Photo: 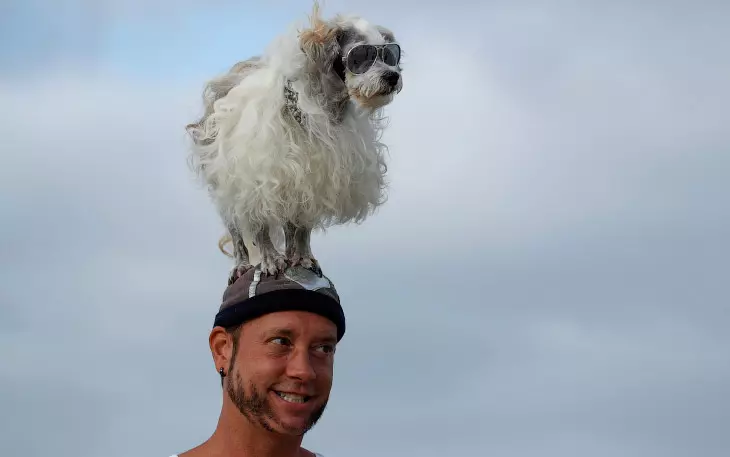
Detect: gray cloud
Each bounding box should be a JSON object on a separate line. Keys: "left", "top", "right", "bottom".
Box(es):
{"left": 1, "top": 1, "right": 729, "bottom": 457}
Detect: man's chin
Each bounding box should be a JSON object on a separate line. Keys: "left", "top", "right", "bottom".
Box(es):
{"left": 267, "top": 390, "right": 327, "bottom": 435}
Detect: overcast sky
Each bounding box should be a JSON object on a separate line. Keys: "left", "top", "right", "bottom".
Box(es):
{"left": 1, "top": 1, "right": 729, "bottom": 456}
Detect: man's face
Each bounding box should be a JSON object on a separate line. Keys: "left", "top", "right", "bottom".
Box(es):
{"left": 225, "top": 310, "right": 338, "bottom": 436}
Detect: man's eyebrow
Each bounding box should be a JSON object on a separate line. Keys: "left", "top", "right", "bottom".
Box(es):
{"left": 263, "top": 328, "right": 297, "bottom": 339}
{"left": 317, "top": 335, "right": 338, "bottom": 345}
{"left": 261, "top": 328, "right": 337, "bottom": 344}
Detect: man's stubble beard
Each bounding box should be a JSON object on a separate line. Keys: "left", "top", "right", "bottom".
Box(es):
{"left": 226, "top": 368, "right": 328, "bottom": 436}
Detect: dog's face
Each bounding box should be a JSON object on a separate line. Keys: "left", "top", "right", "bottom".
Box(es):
{"left": 336, "top": 19, "right": 403, "bottom": 110}
{"left": 299, "top": 10, "right": 403, "bottom": 111}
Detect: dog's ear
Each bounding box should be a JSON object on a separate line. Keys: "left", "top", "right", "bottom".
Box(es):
{"left": 299, "top": 2, "right": 343, "bottom": 72}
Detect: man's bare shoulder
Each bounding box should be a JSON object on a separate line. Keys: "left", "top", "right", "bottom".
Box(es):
{"left": 170, "top": 451, "right": 324, "bottom": 457}
{"left": 170, "top": 450, "right": 324, "bottom": 457}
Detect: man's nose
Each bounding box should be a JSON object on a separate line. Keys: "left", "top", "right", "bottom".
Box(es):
{"left": 286, "top": 348, "right": 317, "bottom": 381}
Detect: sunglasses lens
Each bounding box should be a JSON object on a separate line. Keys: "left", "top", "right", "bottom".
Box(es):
{"left": 383, "top": 44, "right": 400, "bottom": 66}
{"left": 347, "top": 45, "right": 378, "bottom": 74}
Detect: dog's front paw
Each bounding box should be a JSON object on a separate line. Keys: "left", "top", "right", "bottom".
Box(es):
{"left": 291, "top": 255, "right": 321, "bottom": 275}
{"left": 261, "top": 252, "right": 288, "bottom": 276}
{"left": 305, "top": 257, "right": 322, "bottom": 276}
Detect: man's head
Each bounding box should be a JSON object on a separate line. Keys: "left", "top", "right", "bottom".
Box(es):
{"left": 209, "top": 265, "right": 345, "bottom": 436}
{"left": 210, "top": 310, "right": 337, "bottom": 435}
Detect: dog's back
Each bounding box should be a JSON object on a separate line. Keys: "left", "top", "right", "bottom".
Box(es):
{"left": 186, "top": 57, "right": 264, "bottom": 146}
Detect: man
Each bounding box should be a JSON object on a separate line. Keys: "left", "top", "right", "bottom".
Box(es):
{"left": 170, "top": 264, "right": 346, "bottom": 457}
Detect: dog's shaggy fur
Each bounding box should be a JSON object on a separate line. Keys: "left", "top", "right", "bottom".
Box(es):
{"left": 186, "top": 3, "right": 403, "bottom": 280}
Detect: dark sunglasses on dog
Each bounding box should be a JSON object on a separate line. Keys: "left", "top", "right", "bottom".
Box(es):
{"left": 344, "top": 43, "right": 401, "bottom": 74}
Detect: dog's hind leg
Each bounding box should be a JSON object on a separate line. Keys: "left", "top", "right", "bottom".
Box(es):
{"left": 256, "top": 225, "right": 287, "bottom": 276}
{"left": 227, "top": 224, "right": 252, "bottom": 285}
{"left": 289, "top": 225, "right": 321, "bottom": 275}
{"left": 284, "top": 222, "right": 297, "bottom": 261}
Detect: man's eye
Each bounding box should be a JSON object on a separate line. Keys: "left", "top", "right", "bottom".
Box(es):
{"left": 316, "top": 344, "right": 335, "bottom": 354}
{"left": 271, "top": 337, "right": 291, "bottom": 346}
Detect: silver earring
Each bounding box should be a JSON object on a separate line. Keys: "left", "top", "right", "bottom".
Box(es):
{"left": 219, "top": 367, "right": 225, "bottom": 377}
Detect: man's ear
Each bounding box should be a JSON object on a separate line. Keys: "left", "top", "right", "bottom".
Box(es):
{"left": 209, "top": 326, "right": 234, "bottom": 375}
{"left": 298, "top": 2, "right": 343, "bottom": 71}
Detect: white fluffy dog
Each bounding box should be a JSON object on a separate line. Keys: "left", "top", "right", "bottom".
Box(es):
{"left": 186, "top": 3, "right": 403, "bottom": 282}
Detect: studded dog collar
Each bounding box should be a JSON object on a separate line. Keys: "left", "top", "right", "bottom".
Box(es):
{"left": 284, "top": 79, "right": 351, "bottom": 127}
{"left": 284, "top": 80, "right": 306, "bottom": 126}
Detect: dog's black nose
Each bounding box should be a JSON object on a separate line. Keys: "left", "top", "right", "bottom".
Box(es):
{"left": 383, "top": 71, "right": 399, "bottom": 87}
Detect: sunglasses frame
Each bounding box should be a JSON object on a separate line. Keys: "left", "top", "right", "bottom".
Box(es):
{"left": 343, "top": 43, "right": 402, "bottom": 75}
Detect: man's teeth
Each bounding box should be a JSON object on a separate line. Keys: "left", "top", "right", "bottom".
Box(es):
{"left": 275, "top": 391, "right": 308, "bottom": 403}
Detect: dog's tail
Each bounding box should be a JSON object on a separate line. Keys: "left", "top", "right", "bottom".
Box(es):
{"left": 218, "top": 234, "right": 234, "bottom": 258}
